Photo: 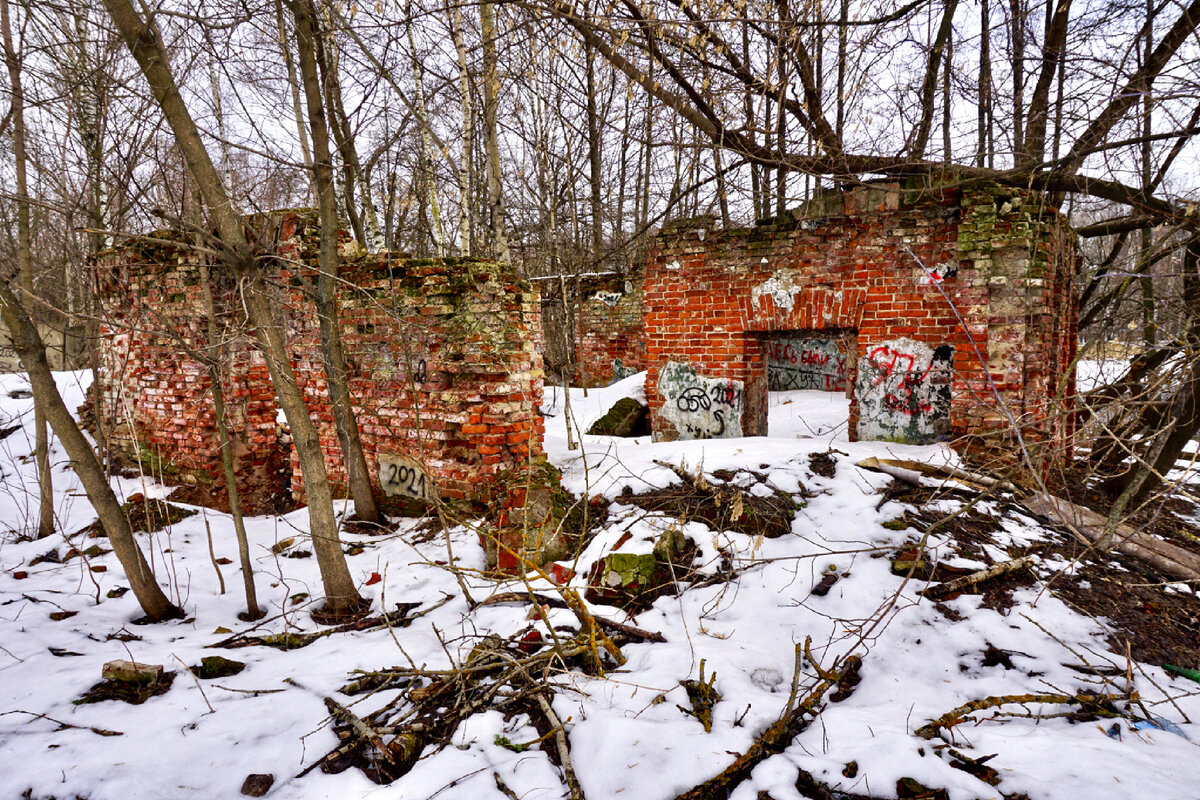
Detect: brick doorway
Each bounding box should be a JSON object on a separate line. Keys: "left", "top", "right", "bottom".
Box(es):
{"left": 752, "top": 331, "right": 857, "bottom": 438}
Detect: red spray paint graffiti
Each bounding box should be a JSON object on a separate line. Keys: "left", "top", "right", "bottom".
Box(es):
{"left": 868, "top": 345, "right": 934, "bottom": 415}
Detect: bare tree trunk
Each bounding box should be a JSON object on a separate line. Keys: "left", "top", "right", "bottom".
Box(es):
{"left": 908, "top": 0, "right": 960, "bottom": 160}
{"left": 481, "top": 1, "right": 510, "bottom": 263}
{"left": 450, "top": 3, "right": 473, "bottom": 256}
{"left": 276, "top": 0, "right": 313, "bottom": 195}
{"left": 1139, "top": 0, "right": 1155, "bottom": 347}
{"left": 407, "top": 9, "right": 445, "bottom": 257}
{"left": 837, "top": 0, "right": 848, "bottom": 141}
{"left": 1, "top": 0, "right": 54, "bottom": 540}
{"left": 291, "top": 0, "right": 381, "bottom": 526}
{"left": 199, "top": 265, "right": 261, "bottom": 620}
{"left": 586, "top": 29, "right": 604, "bottom": 259}
{"left": 70, "top": 8, "right": 112, "bottom": 469}
{"left": 0, "top": 282, "right": 180, "bottom": 620}
{"left": 207, "top": 55, "right": 234, "bottom": 197}
{"left": 977, "top": 0, "right": 994, "bottom": 167}
{"left": 103, "top": 0, "right": 363, "bottom": 616}
{"left": 1010, "top": 0, "right": 1025, "bottom": 158}
{"left": 942, "top": 38, "right": 953, "bottom": 162}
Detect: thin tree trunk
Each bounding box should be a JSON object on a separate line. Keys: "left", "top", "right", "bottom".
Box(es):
{"left": 1019, "top": 0, "right": 1070, "bottom": 166}
{"left": 199, "top": 265, "right": 262, "bottom": 620}
{"left": 450, "top": 3, "right": 473, "bottom": 256}
{"left": 481, "top": 1, "right": 510, "bottom": 263}
{"left": 586, "top": 31, "right": 604, "bottom": 258}
{"left": 407, "top": 11, "right": 444, "bottom": 257}
{"left": 1010, "top": 0, "right": 1025, "bottom": 158}
{"left": 1139, "top": 0, "right": 1155, "bottom": 347}
{"left": 942, "top": 38, "right": 952, "bottom": 162}
{"left": 1, "top": 0, "right": 54, "bottom": 540}
{"left": 908, "top": 0, "right": 960, "bottom": 160}
{"left": 0, "top": 282, "right": 180, "bottom": 620}
{"left": 640, "top": 56, "right": 654, "bottom": 231}
{"left": 291, "top": 0, "right": 381, "bottom": 525}
{"left": 837, "top": 0, "right": 848, "bottom": 141}
{"left": 72, "top": 10, "right": 112, "bottom": 469}
{"left": 276, "top": 0, "right": 313, "bottom": 192}
{"left": 978, "top": 0, "right": 993, "bottom": 167}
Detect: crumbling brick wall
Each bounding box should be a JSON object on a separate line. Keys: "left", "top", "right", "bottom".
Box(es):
{"left": 643, "top": 182, "right": 1077, "bottom": 456}
{"left": 95, "top": 211, "right": 544, "bottom": 509}
{"left": 573, "top": 271, "right": 646, "bottom": 386}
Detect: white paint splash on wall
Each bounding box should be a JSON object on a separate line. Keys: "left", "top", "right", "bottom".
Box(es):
{"left": 751, "top": 270, "right": 804, "bottom": 312}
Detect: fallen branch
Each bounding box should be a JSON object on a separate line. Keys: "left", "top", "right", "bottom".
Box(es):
{"left": 915, "top": 691, "right": 1128, "bottom": 740}
{"left": 211, "top": 612, "right": 411, "bottom": 650}
{"left": 478, "top": 589, "right": 668, "bottom": 643}
{"left": 921, "top": 556, "right": 1035, "bottom": 600}
{"left": 1022, "top": 492, "right": 1200, "bottom": 582}
{"left": 324, "top": 696, "right": 396, "bottom": 770}
{"left": 0, "top": 709, "right": 123, "bottom": 737}
{"left": 856, "top": 456, "right": 1007, "bottom": 491}
{"left": 673, "top": 647, "right": 863, "bottom": 800}
{"left": 534, "top": 692, "right": 585, "bottom": 800}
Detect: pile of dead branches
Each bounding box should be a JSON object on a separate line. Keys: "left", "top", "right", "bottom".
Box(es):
{"left": 299, "top": 590, "right": 646, "bottom": 796}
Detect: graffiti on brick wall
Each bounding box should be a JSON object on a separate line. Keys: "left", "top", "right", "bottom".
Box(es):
{"left": 658, "top": 360, "right": 744, "bottom": 439}
{"left": 378, "top": 453, "right": 435, "bottom": 501}
{"left": 856, "top": 338, "right": 953, "bottom": 444}
{"left": 611, "top": 358, "right": 638, "bottom": 383}
{"left": 766, "top": 337, "right": 847, "bottom": 392}
{"left": 592, "top": 291, "right": 623, "bottom": 307}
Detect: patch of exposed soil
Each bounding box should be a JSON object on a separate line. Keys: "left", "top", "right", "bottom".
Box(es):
{"left": 622, "top": 468, "right": 805, "bottom": 541}
{"left": 808, "top": 451, "right": 838, "bottom": 479}
{"left": 1051, "top": 548, "right": 1200, "bottom": 669}
{"left": 83, "top": 497, "right": 196, "bottom": 539}
{"left": 887, "top": 479, "right": 1200, "bottom": 670}
{"left": 75, "top": 672, "right": 176, "bottom": 705}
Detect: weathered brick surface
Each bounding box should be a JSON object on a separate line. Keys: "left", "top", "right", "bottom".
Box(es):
{"left": 643, "top": 183, "right": 1077, "bottom": 455}
{"left": 94, "top": 211, "right": 544, "bottom": 508}
{"left": 572, "top": 271, "right": 646, "bottom": 386}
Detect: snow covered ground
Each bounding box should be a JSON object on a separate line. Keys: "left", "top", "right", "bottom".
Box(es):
{"left": 1, "top": 371, "right": 1198, "bottom": 800}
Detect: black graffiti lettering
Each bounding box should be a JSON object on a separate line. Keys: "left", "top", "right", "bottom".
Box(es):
{"left": 412, "top": 358, "right": 428, "bottom": 384}
{"left": 676, "top": 386, "right": 712, "bottom": 412}
{"left": 383, "top": 461, "right": 429, "bottom": 499}
{"left": 708, "top": 383, "right": 741, "bottom": 407}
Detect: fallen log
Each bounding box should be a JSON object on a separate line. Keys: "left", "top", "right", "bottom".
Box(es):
{"left": 1021, "top": 492, "right": 1200, "bottom": 582}
{"left": 856, "top": 457, "right": 1009, "bottom": 491}
{"left": 921, "top": 557, "right": 1035, "bottom": 600}
{"left": 856, "top": 457, "right": 1200, "bottom": 583}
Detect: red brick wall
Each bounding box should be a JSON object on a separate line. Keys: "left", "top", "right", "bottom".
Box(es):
{"left": 643, "top": 183, "right": 1077, "bottom": 456}
{"left": 573, "top": 272, "right": 646, "bottom": 386}
{"left": 95, "top": 211, "right": 544, "bottom": 508}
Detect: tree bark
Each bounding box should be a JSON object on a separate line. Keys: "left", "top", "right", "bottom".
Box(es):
{"left": 450, "top": 2, "right": 473, "bottom": 256}
{"left": 199, "top": 265, "right": 262, "bottom": 620}
{"left": 0, "top": 282, "right": 180, "bottom": 620}
{"left": 481, "top": 1, "right": 510, "bottom": 263}
{"left": 1, "top": 0, "right": 54, "bottom": 540}
{"left": 908, "top": 0, "right": 960, "bottom": 160}
{"left": 290, "top": 0, "right": 381, "bottom": 526}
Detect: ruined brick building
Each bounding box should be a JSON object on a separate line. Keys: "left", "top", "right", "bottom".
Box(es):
{"left": 94, "top": 211, "right": 543, "bottom": 510}
{"left": 95, "top": 183, "right": 1076, "bottom": 515}
{"left": 578, "top": 182, "right": 1078, "bottom": 456}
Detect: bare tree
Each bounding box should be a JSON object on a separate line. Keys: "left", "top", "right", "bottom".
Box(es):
{"left": 1, "top": 0, "right": 53, "bottom": 540}
{"left": 102, "top": 0, "right": 364, "bottom": 617}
